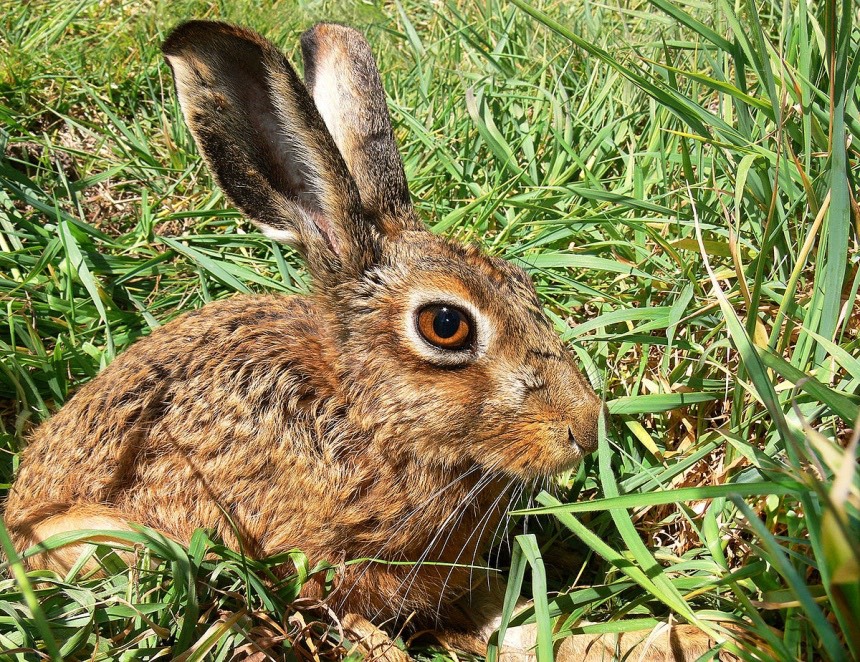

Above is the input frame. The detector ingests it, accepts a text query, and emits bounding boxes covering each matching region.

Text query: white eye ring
[404,290,491,366]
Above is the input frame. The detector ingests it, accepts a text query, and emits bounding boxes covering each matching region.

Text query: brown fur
[4,21,736,660]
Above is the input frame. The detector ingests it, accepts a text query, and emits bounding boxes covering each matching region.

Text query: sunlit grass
[1,0,858,659]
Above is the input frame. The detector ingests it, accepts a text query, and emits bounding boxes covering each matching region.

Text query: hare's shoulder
[118,293,326,377]
[34,294,334,443]
[155,293,319,350]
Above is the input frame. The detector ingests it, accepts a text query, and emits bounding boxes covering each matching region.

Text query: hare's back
[8,294,334,525]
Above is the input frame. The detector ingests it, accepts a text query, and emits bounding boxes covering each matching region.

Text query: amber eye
[416,305,472,350]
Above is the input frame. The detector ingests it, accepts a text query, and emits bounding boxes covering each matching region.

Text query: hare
[4,21,737,661]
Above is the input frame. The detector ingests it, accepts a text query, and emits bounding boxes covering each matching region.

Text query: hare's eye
[416,305,472,350]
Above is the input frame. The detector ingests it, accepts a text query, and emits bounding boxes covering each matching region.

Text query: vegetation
[1,0,858,659]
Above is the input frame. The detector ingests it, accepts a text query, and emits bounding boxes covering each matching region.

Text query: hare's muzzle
[565,396,603,454]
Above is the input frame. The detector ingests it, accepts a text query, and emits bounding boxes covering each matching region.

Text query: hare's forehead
[380,237,541,303]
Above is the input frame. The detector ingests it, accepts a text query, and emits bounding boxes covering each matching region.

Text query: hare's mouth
[471,422,592,481]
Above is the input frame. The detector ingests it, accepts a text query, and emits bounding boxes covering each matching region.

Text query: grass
[0,0,858,659]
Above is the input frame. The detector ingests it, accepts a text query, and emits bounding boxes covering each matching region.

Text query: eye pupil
[433,307,461,338]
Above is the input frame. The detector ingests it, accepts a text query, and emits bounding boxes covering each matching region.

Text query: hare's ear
[162,21,377,283]
[300,24,424,238]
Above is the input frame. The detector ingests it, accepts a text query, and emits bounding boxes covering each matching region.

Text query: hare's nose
[566,399,602,453]
[569,422,598,453]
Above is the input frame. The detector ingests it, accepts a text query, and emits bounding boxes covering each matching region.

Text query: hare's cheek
[472,421,582,479]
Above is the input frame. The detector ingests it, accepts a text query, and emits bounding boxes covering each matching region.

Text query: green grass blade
[515,481,804,515]
[0,518,62,660]
[515,534,553,662]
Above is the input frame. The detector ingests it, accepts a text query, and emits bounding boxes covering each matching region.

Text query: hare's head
[163,21,603,481]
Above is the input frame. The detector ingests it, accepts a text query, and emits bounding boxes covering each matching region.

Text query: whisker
[467,477,519,591]
[491,480,525,570]
[386,471,498,624]
[433,476,518,621]
[334,464,482,614]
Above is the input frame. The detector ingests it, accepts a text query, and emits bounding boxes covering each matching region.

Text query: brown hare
[5,21,735,661]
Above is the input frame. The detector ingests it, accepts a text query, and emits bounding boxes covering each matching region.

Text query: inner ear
[300,207,344,256]
[222,56,320,220]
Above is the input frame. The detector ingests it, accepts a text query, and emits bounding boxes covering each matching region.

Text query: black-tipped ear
[162,20,378,283]
[300,23,423,238]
